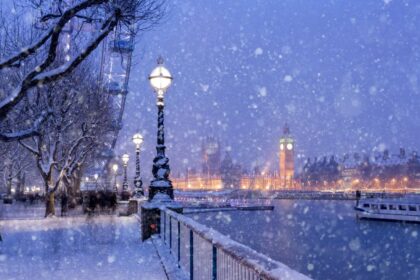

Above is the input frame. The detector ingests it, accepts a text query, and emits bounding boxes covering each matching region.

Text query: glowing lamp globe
[132,133,144,147]
[149,57,172,93]
[122,154,130,165]
[112,164,119,173]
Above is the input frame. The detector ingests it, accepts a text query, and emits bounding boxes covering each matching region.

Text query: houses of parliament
[172,124,296,191]
[172,123,420,193]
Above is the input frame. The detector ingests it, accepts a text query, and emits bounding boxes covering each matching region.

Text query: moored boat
[355,195,420,223]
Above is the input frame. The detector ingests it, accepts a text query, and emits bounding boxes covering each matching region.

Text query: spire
[283,123,290,135]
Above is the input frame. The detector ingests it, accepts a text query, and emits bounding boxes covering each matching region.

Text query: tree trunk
[60,183,68,216]
[61,192,68,216]
[6,177,12,195]
[45,192,55,217]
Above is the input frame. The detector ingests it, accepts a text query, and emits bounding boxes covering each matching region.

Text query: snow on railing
[159,208,311,280]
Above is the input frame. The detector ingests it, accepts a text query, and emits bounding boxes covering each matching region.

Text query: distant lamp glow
[94,173,99,180]
[149,57,172,95]
[132,133,144,147]
[122,154,130,165]
[403,177,409,182]
[112,164,119,192]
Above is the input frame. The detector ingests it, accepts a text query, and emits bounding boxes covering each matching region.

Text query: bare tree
[0,0,165,140]
[0,142,32,199]
[19,61,114,216]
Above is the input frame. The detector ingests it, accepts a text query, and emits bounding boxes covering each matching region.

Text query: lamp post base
[120,190,131,201]
[141,193,182,241]
[148,179,174,201]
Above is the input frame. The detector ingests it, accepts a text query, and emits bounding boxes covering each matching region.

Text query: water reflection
[191,200,420,280]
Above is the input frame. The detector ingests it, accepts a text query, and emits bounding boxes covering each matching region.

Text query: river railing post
[190,229,194,280]
[169,216,172,252]
[178,221,181,267]
[212,245,217,280]
[163,211,166,243]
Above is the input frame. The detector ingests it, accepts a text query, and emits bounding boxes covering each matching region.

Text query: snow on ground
[0,215,167,280]
[0,202,86,220]
[151,236,188,280]
[0,202,49,220]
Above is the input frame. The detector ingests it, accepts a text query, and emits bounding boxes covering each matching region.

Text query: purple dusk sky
[112,0,420,177]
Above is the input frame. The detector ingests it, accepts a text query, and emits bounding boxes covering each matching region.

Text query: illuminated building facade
[172,130,420,193]
[300,149,420,192]
[172,175,222,190]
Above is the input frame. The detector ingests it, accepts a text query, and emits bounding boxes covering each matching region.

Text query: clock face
[286,143,293,150]
[280,143,284,150]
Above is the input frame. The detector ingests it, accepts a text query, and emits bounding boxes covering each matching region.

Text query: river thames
[190,200,419,280]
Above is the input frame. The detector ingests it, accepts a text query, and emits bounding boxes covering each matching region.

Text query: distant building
[220,152,242,188]
[173,128,420,193]
[339,153,362,188]
[201,137,221,176]
[279,124,295,187]
[299,148,420,192]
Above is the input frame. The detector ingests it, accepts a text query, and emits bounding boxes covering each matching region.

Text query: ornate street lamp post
[140,57,182,241]
[121,154,130,200]
[94,173,99,190]
[132,133,144,197]
[148,57,174,200]
[112,164,119,192]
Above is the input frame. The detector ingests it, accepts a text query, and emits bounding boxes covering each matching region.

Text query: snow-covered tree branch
[16,57,115,216]
[0,142,32,197]
[0,0,165,141]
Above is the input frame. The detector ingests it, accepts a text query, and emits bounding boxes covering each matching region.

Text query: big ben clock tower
[279,123,294,188]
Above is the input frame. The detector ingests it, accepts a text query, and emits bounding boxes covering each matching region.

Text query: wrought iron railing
[159,208,310,280]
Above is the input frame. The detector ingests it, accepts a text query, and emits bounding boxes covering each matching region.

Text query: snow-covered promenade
[0,216,167,280]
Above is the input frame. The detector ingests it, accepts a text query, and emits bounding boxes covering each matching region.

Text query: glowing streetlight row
[91,58,175,202]
[112,136,143,199]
